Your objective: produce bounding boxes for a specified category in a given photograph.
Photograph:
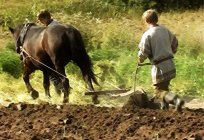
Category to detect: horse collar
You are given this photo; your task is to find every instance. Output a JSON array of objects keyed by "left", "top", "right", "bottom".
[{"left": 17, "top": 23, "right": 32, "bottom": 47}]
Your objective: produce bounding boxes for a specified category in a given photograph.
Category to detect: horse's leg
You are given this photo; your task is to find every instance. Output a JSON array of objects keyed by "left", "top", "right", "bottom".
[
  {"left": 50, "top": 74, "right": 62, "bottom": 95},
  {"left": 23, "top": 66, "right": 39, "bottom": 99},
  {"left": 56, "top": 66, "right": 70, "bottom": 103},
  {"left": 43, "top": 71, "right": 51, "bottom": 98},
  {"left": 84, "top": 75, "right": 99, "bottom": 104}
]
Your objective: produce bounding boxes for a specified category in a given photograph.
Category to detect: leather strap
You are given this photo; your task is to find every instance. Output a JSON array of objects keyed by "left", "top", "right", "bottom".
[{"left": 153, "top": 56, "right": 173, "bottom": 65}]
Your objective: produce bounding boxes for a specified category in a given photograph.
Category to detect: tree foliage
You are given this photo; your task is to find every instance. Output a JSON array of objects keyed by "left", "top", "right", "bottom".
[{"left": 119, "top": 0, "right": 204, "bottom": 12}]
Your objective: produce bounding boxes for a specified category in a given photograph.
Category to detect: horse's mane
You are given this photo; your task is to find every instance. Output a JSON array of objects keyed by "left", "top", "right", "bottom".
[
  {"left": 27, "top": 22, "right": 36, "bottom": 26},
  {"left": 15, "top": 22, "right": 36, "bottom": 31}
]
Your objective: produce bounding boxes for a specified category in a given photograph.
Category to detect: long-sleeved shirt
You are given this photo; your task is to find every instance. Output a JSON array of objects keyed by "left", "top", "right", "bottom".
[{"left": 138, "top": 25, "right": 178, "bottom": 85}]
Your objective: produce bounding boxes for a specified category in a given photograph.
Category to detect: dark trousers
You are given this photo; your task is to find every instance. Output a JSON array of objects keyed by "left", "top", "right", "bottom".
[
  {"left": 154, "top": 80, "right": 170, "bottom": 91},
  {"left": 152, "top": 80, "right": 171, "bottom": 100}
]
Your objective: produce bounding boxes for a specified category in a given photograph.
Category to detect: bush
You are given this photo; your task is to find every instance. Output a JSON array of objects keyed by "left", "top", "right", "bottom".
[
  {"left": 5, "top": 42, "right": 16, "bottom": 52},
  {"left": 0, "top": 44, "right": 22, "bottom": 78}
]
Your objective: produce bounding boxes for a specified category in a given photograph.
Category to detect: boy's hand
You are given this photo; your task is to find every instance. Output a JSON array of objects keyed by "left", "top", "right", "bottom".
[{"left": 138, "top": 57, "right": 144, "bottom": 64}]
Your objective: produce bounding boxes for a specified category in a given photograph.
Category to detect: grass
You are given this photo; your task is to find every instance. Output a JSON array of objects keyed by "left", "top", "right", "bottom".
[{"left": 0, "top": 1, "right": 204, "bottom": 105}]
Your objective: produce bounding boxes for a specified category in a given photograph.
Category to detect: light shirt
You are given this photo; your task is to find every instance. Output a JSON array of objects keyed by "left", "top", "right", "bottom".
[{"left": 138, "top": 25, "right": 178, "bottom": 84}]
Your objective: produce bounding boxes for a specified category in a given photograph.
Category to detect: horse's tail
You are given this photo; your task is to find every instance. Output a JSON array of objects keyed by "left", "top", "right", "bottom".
[{"left": 66, "top": 26, "right": 99, "bottom": 86}]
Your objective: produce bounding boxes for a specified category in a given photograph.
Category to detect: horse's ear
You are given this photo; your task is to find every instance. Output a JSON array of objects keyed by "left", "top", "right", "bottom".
[{"left": 8, "top": 27, "right": 14, "bottom": 33}]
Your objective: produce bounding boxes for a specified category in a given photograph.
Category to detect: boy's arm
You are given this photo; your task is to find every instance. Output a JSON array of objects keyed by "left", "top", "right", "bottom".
[
  {"left": 138, "top": 50, "right": 147, "bottom": 63},
  {"left": 138, "top": 35, "right": 151, "bottom": 63},
  {"left": 168, "top": 29, "right": 178, "bottom": 54}
]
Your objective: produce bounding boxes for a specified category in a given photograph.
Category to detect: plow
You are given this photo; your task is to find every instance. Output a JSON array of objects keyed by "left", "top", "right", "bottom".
[
  {"left": 84, "top": 62, "right": 158, "bottom": 109},
  {"left": 85, "top": 88, "right": 161, "bottom": 110},
  {"left": 85, "top": 62, "right": 151, "bottom": 97},
  {"left": 85, "top": 62, "right": 184, "bottom": 111}
]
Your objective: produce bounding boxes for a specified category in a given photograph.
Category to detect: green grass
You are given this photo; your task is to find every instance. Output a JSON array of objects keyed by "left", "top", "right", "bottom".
[{"left": 0, "top": 1, "right": 204, "bottom": 105}]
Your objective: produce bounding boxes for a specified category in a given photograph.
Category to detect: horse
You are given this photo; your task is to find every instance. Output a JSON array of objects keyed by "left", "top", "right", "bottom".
[{"left": 9, "top": 23, "right": 99, "bottom": 104}]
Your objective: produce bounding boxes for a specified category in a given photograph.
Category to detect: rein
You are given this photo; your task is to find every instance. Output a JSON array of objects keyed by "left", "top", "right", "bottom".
[
  {"left": 20, "top": 47, "right": 92, "bottom": 91},
  {"left": 20, "top": 47, "right": 68, "bottom": 79},
  {"left": 21, "top": 47, "right": 122, "bottom": 92},
  {"left": 17, "top": 23, "right": 68, "bottom": 78}
]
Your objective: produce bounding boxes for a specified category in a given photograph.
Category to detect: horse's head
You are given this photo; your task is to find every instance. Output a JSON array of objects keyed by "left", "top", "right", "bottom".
[
  {"left": 9, "top": 24, "right": 23, "bottom": 53},
  {"left": 9, "top": 23, "right": 36, "bottom": 53}
]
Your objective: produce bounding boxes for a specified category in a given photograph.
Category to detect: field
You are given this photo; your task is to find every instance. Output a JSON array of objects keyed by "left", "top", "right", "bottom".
[
  {"left": 0, "top": 100, "right": 204, "bottom": 139},
  {"left": 0, "top": 0, "right": 204, "bottom": 139}
]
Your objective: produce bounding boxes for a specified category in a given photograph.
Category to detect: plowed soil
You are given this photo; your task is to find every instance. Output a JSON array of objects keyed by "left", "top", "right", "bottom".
[{"left": 0, "top": 101, "right": 203, "bottom": 140}]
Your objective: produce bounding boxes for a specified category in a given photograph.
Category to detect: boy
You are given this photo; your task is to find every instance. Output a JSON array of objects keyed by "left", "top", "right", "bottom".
[
  {"left": 138, "top": 9, "right": 184, "bottom": 111},
  {"left": 37, "top": 10, "right": 62, "bottom": 94},
  {"left": 37, "top": 10, "right": 59, "bottom": 26}
]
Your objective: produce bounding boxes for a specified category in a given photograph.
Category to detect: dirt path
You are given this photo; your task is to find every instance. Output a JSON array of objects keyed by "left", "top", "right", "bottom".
[
  {"left": 0, "top": 101, "right": 203, "bottom": 140},
  {"left": 182, "top": 96, "right": 204, "bottom": 109}
]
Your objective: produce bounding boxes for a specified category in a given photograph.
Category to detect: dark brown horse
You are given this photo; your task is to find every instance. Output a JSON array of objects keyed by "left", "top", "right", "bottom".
[{"left": 9, "top": 23, "right": 99, "bottom": 103}]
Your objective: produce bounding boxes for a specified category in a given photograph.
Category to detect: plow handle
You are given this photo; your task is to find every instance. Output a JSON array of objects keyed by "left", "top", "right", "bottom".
[
  {"left": 133, "top": 62, "right": 151, "bottom": 92},
  {"left": 138, "top": 63, "right": 151, "bottom": 66}
]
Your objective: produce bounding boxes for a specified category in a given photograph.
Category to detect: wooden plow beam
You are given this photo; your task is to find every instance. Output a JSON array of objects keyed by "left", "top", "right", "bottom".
[{"left": 85, "top": 89, "right": 130, "bottom": 95}]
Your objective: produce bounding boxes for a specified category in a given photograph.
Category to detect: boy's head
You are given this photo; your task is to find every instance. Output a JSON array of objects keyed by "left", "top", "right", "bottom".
[
  {"left": 37, "top": 10, "right": 52, "bottom": 25},
  {"left": 142, "top": 9, "right": 158, "bottom": 24}
]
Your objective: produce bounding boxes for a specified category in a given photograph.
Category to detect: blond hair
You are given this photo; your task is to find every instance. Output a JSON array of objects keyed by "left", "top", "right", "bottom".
[{"left": 142, "top": 9, "right": 158, "bottom": 24}]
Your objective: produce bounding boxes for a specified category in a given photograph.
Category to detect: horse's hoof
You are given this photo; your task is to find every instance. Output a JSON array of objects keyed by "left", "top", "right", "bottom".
[
  {"left": 92, "top": 96, "right": 100, "bottom": 104},
  {"left": 63, "top": 98, "right": 69, "bottom": 103},
  {"left": 93, "top": 100, "right": 100, "bottom": 104},
  {"left": 31, "top": 90, "right": 39, "bottom": 99}
]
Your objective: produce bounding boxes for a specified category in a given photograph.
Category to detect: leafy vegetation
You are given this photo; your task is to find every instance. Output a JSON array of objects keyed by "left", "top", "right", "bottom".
[
  {"left": 0, "top": 0, "right": 203, "bottom": 104},
  {"left": 0, "top": 43, "right": 22, "bottom": 78}
]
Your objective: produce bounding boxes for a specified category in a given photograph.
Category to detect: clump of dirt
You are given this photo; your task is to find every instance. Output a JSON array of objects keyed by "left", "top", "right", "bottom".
[
  {"left": 122, "top": 92, "right": 149, "bottom": 110},
  {"left": 122, "top": 92, "right": 161, "bottom": 112},
  {"left": 0, "top": 102, "right": 203, "bottom": 139}
]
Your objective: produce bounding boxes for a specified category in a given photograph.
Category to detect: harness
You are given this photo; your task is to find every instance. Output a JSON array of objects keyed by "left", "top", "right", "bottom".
[
  {"left": 16, "top": 23, "right": 33, "bottom": 54},
  {"left": 15, "top": 23, "right": 69, "bottom": 79}
]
